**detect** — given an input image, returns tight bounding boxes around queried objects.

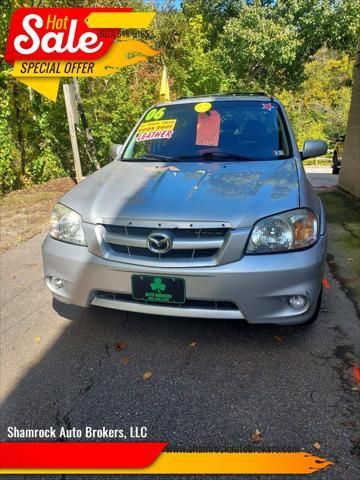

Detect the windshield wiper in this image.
[175,152,259,161]
[122,153,177,162]
[123,152,268,162]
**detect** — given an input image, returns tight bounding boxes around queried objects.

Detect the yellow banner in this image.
[85,12,155,29]
[0,451,333,475]
[12,40,159,101]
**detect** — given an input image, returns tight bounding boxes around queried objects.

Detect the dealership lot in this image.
[1,170,359,479]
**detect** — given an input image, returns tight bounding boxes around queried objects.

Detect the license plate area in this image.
[131,275,185,304]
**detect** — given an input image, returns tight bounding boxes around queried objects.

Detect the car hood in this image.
[61,159,299,228]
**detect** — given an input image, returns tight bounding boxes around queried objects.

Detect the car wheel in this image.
[332,153,339,174]
[302,287,323,326]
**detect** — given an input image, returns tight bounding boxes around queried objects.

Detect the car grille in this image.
[96,291,238,311]
[99,225,229,263]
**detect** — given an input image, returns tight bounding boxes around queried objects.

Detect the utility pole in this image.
[72,78,100,170]
[63,83,83,183]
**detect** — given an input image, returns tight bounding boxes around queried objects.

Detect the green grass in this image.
[319,190,360,308]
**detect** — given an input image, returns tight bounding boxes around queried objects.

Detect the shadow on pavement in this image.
[2,297,314,443]
[2,287,359,479]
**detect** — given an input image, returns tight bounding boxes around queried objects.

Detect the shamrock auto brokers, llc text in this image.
[7,426,148,439]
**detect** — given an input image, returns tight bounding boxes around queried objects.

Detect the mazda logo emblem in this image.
[147,232,173,254]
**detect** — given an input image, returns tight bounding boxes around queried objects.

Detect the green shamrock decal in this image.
[150,277,166,293]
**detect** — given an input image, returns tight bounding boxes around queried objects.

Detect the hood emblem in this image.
[147,232,173,254]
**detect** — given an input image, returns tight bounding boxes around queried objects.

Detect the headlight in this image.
[246,208,318,254]
[50,204,87,246]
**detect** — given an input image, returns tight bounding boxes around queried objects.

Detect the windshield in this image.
[122,100,292,162]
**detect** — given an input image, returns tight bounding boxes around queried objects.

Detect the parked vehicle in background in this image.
[332,135,345,174]
[42,93,328,326]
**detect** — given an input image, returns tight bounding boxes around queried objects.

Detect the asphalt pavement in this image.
[1,169,359,480]
[304,166,339,189]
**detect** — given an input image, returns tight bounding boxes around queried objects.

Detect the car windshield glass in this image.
[122,100,292,162]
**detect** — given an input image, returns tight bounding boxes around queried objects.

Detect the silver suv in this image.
[42,93,328,325]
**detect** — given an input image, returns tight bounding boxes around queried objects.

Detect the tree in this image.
[216,4,302,91]
[278,52,353,146]
[183,0,360,90]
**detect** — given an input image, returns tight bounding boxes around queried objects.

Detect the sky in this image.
[145,0,182,10]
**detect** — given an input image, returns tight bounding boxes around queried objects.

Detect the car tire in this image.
[332,153,339,174]
[302,287,323,326]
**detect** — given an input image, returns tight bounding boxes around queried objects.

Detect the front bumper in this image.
[42,234,326,325]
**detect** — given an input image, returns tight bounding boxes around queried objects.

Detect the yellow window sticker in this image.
[194,102,212,113]
[137,119,176,134]
[136,119,177,142]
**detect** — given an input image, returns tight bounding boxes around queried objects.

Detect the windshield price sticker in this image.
[137,119,176,134]
[136,119,176,141]
[196,111,220,146]
[136,130,174,142]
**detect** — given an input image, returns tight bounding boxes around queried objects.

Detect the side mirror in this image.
[110,143,123,159]
[301,140,328,160]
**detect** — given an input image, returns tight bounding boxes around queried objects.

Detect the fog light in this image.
[288,295,307,309]
[48,276,63,289]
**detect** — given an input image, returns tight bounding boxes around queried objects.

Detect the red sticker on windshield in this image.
[196,111,220,147]
[262,103,275,111]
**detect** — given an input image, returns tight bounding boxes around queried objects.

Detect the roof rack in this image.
[227,92,270,97]
[177,92,270,100]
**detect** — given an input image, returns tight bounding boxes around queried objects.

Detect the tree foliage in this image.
[0,0,358,193]
[278,51,353,146]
